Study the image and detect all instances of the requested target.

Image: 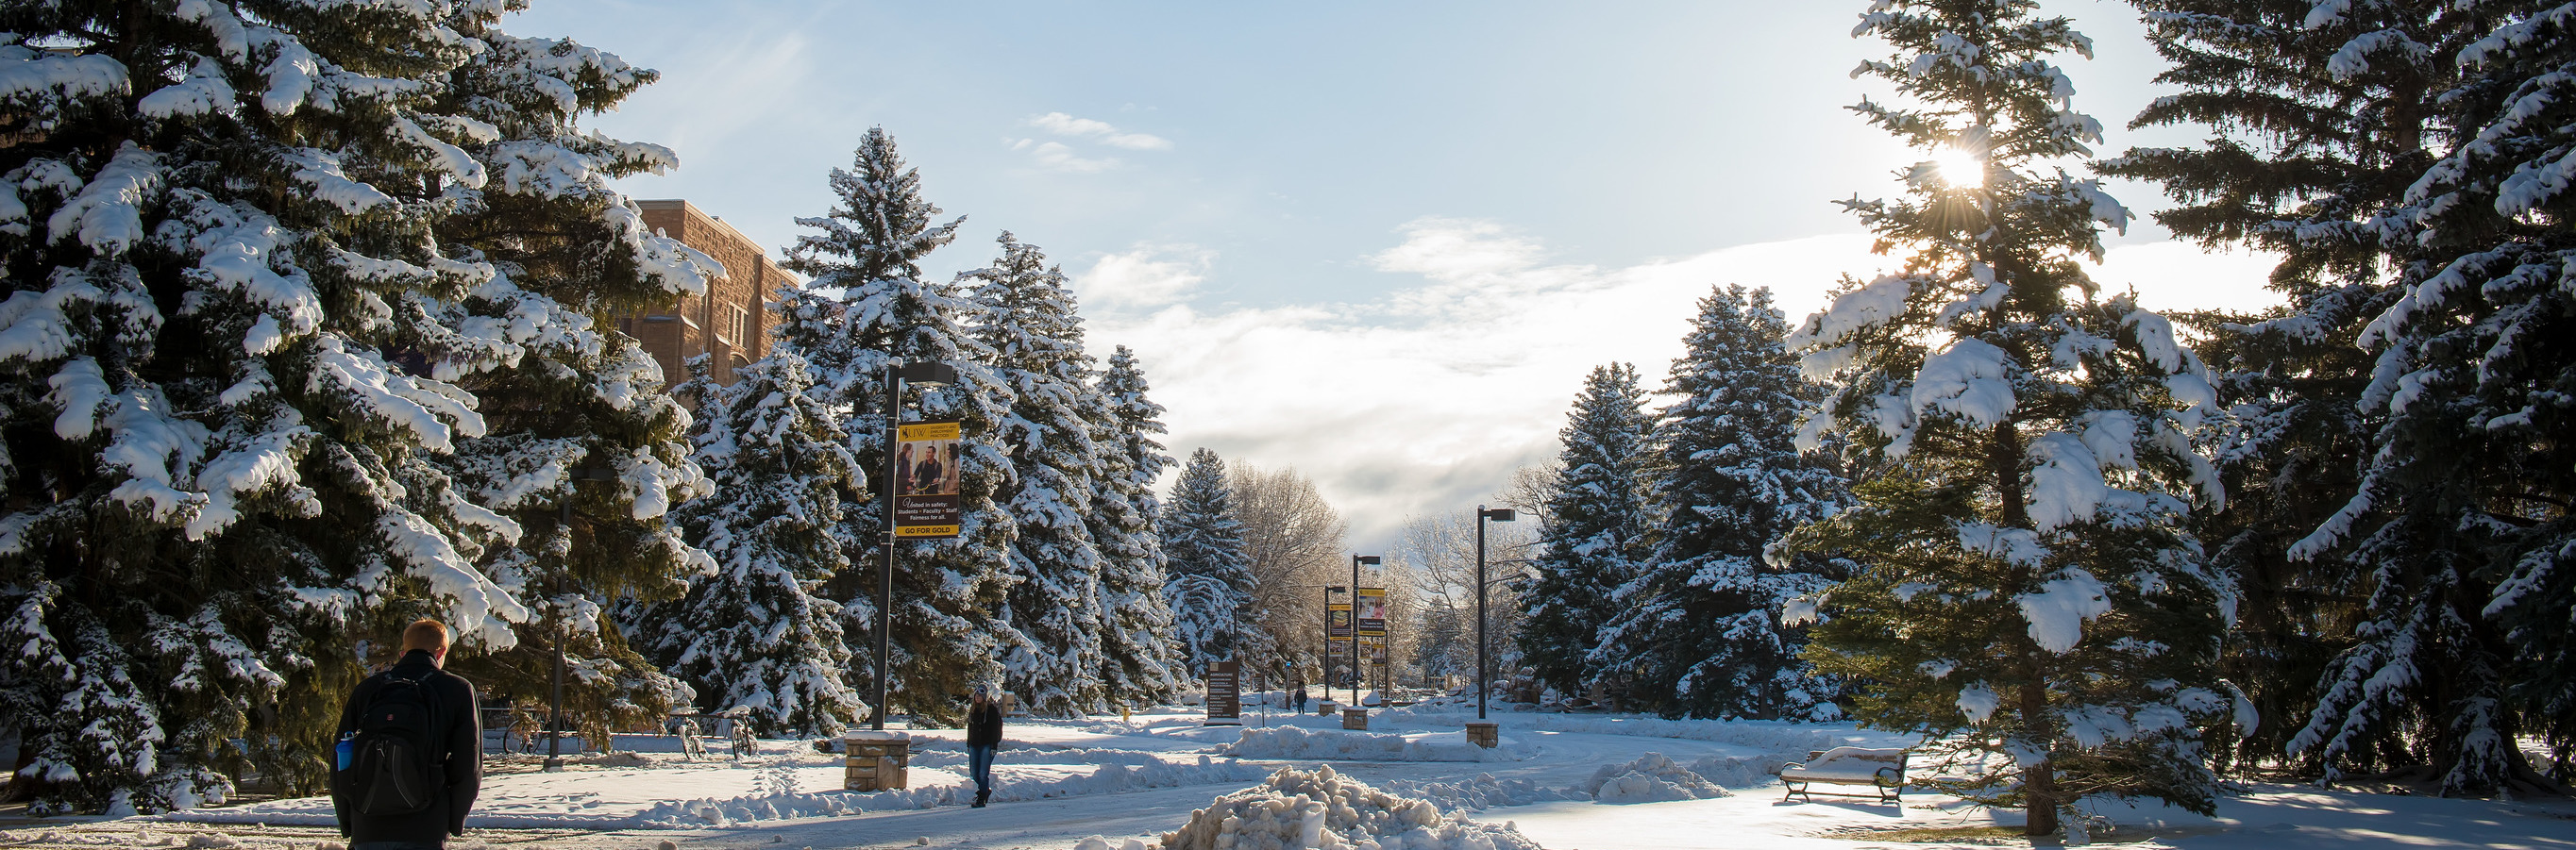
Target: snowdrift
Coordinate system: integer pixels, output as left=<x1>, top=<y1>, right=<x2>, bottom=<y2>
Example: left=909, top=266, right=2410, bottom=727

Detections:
left=1162, top=765, right=1542, bottom=850
left=638, top=756, right=1271, bottom=826
left=1576, top=754, right=1731, bottom=804
left=1218, top=725, right=1533, bottom=762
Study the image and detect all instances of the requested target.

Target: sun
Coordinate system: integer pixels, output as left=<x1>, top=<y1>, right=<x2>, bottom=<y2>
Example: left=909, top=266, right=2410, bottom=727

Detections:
left=1929, top=146, right=1986, bottom=189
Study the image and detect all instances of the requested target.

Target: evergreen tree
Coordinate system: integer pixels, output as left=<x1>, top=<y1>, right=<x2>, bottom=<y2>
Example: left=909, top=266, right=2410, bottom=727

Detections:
left=645, top=353, right=865, bottom=737
left=2283, top=2, right=2576, bottom=793
left=0, top=0, right=713, bottom=812
left=1090, top=345, right=1184, bottom=707
left=966, top=232, right=1105, bottom=715
left=1159, top=448, right=1254, bottom=677
left=1597, top=286, right=1848, bottom=721
left=1783, top=1, right=2241, bottom=836
left=2099, top=0, right=2495, bottom=778
left=1516, top=363, right=1651, bottom=703
left=778, top=127, right=1012, bottom=725
left=434, top=8, right=718, bottom=748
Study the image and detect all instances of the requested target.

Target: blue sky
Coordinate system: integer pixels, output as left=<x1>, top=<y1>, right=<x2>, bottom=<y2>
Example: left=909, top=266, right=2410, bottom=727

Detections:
left=510, top=1, right=2282, bottom=549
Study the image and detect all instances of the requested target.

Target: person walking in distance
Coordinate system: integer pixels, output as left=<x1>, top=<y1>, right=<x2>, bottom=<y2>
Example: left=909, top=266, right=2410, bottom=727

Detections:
left=967, top=684, right=1002, bottom=808
left=333, top=619, right=483, bottom=850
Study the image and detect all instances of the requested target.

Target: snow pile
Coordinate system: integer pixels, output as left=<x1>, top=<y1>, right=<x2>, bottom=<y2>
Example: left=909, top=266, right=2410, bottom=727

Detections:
left=1218, top=725, right=1532, bottom=763
left=1161, top=765, right=1541, bottom=850
left=1374, top=774, right=1582, bottom=812
left=1576, top=754, right=1730, bottom=805
left=1682, top=753, right=1791, bottom=788
left=637, top=756, right=1270, bottom=827
left=909, top=744, right=1177, bottom=770
left=1491, top=714, right=1845, bottom=757
left=1073, top=838, right=1150, bottom=850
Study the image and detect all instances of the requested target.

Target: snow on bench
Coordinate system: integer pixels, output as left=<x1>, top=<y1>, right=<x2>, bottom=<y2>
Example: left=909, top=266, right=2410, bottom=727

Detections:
left=1777, top=746, right=1907, bottom=804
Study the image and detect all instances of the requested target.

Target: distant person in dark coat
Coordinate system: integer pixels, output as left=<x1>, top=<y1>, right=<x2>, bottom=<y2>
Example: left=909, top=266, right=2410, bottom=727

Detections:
left=967, top=684, right=1003, bottom=808
left=333, top=619, right=482, bottom=850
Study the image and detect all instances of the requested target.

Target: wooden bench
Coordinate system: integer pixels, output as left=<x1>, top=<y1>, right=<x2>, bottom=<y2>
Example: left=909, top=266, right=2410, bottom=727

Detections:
left=1778, top=746, right=1908, bottom=804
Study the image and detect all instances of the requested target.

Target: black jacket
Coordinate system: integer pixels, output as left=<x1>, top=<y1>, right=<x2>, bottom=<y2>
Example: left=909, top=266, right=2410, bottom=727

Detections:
left=967, top=701, right=1002, bottom=747
left=331, top=650, right=481, bottom=842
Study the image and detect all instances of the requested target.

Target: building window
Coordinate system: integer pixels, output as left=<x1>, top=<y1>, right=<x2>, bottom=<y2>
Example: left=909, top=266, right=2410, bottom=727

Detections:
left=725, top=305, right=749, bottom=348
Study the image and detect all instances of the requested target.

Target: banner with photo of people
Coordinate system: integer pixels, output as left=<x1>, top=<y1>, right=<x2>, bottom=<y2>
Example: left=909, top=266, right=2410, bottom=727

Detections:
left=1355, top=587, right=1387, bottom=637
left=893, top=421, right=964, bottom=538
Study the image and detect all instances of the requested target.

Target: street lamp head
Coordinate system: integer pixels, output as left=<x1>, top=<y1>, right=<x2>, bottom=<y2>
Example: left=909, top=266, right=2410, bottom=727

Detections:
left=893, top=361, right=958, bottom=385
left=1355, top=555, right=1382, bottom=565
left=1479, top=508, right=1517, bottom=522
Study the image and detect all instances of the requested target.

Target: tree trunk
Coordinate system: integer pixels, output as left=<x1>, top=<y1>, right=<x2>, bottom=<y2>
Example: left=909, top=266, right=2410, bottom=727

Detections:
left=2022, top=680, right=2059, bottom=836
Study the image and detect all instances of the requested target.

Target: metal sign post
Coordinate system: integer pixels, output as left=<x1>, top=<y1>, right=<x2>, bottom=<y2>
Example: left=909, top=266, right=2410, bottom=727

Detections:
left=875, top=361, right=957, bottom=732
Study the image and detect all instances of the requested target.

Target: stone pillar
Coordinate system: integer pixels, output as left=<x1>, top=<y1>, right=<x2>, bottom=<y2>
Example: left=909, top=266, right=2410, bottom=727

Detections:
left=1341, top=708, right=1369, bottom=731
left=1465, top=722, right=1499, bottom=748
left=843, top=731, right=911, bottom=792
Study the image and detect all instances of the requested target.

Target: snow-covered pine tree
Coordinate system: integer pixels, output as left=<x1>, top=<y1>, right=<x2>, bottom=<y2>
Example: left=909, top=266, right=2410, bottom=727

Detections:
left=2281, top=2, right=2576, bottom=794
left=1090, top=345, right=1183, bottom=708
left=433, top=6, right=720, bottom=748
left=2098, top=0, right=2493, bottom=776
left=1782, top=1, right=2243, bottom=835
left=965, top=232, right=1105, bottom=716
left=1596, top=286, right=1848, bottom=721
left=1516, top=363, right=1651, bottom=704
left=779, top=127, right=1012, bottom=725
left=1159, top=448, right=1254, bottom=679
left=0, top=0, right=712, bottom=812
left=644, top=352, right=864, bottom=736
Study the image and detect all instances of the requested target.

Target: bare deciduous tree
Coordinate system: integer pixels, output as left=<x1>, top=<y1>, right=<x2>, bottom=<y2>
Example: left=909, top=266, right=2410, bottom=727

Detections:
left=1390, top=469, right=1545, bottom=694
left=1227, top=464, right=1348, bottom=687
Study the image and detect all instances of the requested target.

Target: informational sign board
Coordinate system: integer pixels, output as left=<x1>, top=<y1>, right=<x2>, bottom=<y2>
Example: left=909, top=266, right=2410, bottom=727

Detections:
left=1327, top=601, right=1353, bottom=639
left=1355, top=587, right=1388, bottom=637
left=1204, top=660, right=1240, bottom=724
left=893, top=421, right=963, bottom=538
left=1361, top=634, right=1388, bottom=663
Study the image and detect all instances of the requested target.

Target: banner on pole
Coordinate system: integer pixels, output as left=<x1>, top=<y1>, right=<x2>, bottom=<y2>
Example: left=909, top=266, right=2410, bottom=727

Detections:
left=1327, top=601, right=1353, bottom=639
left=1361, top=634, right=1387, bottom=663
left=894, top=421, right=964, bottom=538
left=1355, top=587, right=1387, bottom=637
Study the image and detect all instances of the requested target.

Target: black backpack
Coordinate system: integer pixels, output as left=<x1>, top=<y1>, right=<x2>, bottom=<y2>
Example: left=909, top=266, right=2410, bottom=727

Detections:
left=343, top=669, right=445, bottom=816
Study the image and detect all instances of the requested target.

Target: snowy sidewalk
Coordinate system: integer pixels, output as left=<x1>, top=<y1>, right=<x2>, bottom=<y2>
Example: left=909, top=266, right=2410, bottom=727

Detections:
left=12, top=710, right=2569, bottom=850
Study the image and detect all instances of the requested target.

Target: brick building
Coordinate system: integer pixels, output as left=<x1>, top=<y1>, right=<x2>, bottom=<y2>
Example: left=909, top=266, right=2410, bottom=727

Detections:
left=619, top=199, right=800, bottom=388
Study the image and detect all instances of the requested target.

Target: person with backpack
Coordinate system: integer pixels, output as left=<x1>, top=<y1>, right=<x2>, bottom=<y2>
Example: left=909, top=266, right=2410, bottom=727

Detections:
left=966, top=684, right=1002, bottom=808
left=332, top=619, right=482, bottom=850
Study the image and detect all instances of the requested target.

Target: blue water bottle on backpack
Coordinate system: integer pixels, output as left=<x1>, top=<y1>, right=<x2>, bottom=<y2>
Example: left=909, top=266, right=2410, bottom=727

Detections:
left=335, top=734, right=355, bottom=771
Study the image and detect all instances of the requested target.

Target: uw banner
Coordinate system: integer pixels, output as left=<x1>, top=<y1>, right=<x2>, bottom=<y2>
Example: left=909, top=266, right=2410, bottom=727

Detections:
left=1355, top=587, right=1387, bottom=637
left=894, top=421, right=964, bottom=539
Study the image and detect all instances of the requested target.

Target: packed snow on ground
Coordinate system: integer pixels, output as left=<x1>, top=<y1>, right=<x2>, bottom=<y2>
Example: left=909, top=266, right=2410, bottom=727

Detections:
left=156, top=742, right=1265, bottom=830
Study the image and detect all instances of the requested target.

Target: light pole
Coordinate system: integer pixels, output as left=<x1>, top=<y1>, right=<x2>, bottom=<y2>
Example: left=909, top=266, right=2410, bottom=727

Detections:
left=1474, top=506, right=1515, bottom=720
left=544, top=465, right=620, bottom=773
left=1351, top=554, right=1379, bottom=707
left=876, top=360, right=958, bottom=731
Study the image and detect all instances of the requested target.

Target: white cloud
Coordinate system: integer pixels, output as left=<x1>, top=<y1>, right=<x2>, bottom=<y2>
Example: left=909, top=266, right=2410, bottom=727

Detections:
left=1099, top=220, right=1886, bottom=551
left=1021, top=140, right=1119, bottom=174
left=1074, top=243, right=1210, bottom=309
left=1027, top=111, right=1172, bottom=150
left=1100, top=219, right=2283, bottom=552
